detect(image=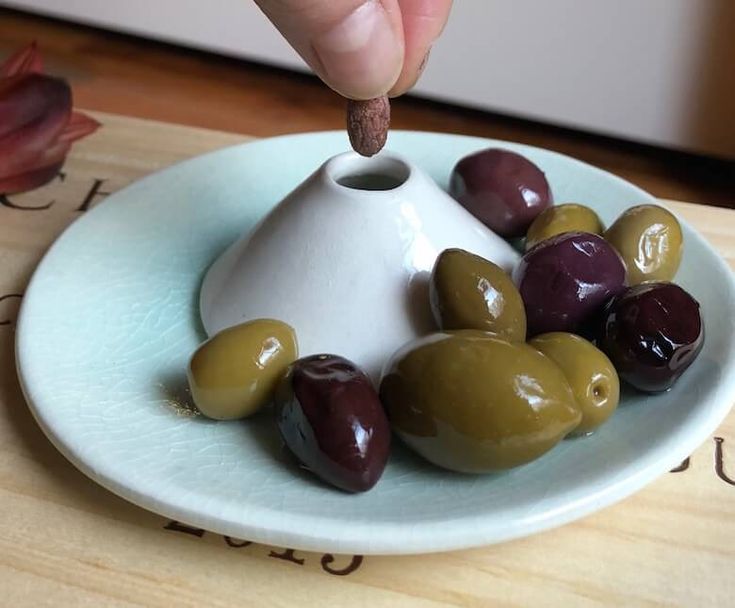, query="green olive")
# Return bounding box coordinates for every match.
[604,204,683,285]
[429,248,526,341]
[188,319,298,420]
[380,330,581,473]
[529,333,620,435]
[525,203,604,251]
